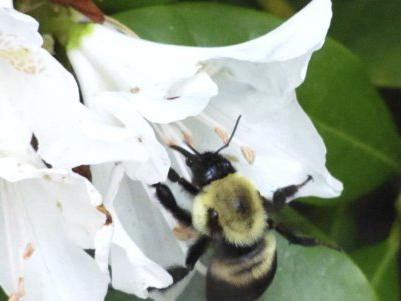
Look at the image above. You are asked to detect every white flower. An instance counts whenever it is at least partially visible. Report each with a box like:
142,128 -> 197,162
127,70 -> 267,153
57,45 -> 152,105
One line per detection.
0,5 -> 174,298
0,102 -> 109,300
65,0 -> 342,299
67,0 -> 342,199
0,6 -> 168,177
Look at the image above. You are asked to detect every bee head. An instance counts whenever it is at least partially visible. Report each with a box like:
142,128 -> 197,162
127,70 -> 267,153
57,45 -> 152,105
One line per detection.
170,115 -> 241,187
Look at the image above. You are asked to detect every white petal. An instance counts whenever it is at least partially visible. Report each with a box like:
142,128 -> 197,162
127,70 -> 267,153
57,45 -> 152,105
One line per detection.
0,157 -> 106,248
0,1 -> 13,8
67,47 -> 114,101
90,92 -> 171,183
0,47 -> 160,169
132,72 -> 218,124
0,7 -> 42,49
67,0 -> 330,128
91,164 -> 180,298
199,0 -> 331,95
205,0 -> 331,62
0,96 -> 32,160
0,171 -> 108,300
68,25 -> 218,123
183,88 -> 342,199
1,9 -> 174,170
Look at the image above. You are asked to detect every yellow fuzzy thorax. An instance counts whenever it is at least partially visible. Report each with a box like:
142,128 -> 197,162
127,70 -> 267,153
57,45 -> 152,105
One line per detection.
192,173 -> 266,246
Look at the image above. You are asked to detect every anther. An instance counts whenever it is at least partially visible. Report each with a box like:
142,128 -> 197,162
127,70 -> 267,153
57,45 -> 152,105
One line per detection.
176,122 -> 194,147
153,125 -> 177,146
214,127 -> 230,144
241,146 -> 255,164
23,243 -> 35,260
9,277 -> 26,300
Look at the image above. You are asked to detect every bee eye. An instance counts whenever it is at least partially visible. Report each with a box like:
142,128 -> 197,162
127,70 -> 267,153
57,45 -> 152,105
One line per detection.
207,208 -> 220,232
208,208 -> 219,219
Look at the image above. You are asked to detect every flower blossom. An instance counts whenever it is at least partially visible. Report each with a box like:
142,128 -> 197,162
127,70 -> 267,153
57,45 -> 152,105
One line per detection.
0,3 -> 174,299
67,0 -> 342,198
0,91 -> 110,300
64,0 -> 343,299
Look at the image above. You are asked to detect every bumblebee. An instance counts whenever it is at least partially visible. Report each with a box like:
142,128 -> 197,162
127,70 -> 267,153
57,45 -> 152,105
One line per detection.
152,116 -> 324,301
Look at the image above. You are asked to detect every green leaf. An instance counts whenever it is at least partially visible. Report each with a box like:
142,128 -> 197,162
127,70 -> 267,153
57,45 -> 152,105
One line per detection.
94,0 -> 259,14
114,3 -> 281,46
94,0 -> 178,14
286,0 -> 401,88
0,290 -> 6,301
298,39 -> 401,205
115,2 -> 401,205
106,289 -> 147,301
351,219 -> 401,301
178,235 -> 379,301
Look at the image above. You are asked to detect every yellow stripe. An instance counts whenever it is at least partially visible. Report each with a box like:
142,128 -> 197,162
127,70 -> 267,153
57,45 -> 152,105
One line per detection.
210,233 -> 276,286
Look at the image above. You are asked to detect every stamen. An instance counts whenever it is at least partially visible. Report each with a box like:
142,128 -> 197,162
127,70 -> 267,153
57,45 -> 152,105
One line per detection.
175,122 -> 194,147
214,127 -> 230,144
198,114 -> 256,164
152,124 -> 177,146
162,125 -> 193,179
241,146 -> 255,164
23,243 -> 34,260
8,277 -> 25,301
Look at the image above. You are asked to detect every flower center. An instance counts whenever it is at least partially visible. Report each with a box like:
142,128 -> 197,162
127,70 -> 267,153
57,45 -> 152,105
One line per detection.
152,114 -> 256,164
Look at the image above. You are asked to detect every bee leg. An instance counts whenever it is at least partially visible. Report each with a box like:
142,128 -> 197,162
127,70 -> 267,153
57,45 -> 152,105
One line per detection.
168,168 -> 200,195
152,183 -> 192,227
185,235 -> 210,270
272,175 -> 313,210
274,223 -> 341,250
157,236 -> 211,290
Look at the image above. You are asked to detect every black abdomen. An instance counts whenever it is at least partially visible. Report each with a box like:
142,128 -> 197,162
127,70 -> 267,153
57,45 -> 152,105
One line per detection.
206,233 -> 277,301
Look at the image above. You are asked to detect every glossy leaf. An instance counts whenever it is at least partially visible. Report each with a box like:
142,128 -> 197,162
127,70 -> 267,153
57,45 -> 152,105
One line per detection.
114,2 -> 401,206
106,289 -> 146,301
287,0 -> 401,87
94,0 -> 259,14
115,3 -> 281,46
351,219 -> 401,301
94,0 -> 177,13
178,235 -> 379,301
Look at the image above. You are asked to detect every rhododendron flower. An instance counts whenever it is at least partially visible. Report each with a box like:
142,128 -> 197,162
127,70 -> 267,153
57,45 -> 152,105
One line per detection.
67,0 -> 342,198
0,96 -> 109,300
64,0 -> 342,299
0,3 -> 173,298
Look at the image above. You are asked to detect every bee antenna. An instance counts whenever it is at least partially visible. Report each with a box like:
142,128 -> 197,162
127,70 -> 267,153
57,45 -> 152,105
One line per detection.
185,142 -> 201,155
215,115 -> 242,154
170,145 -> 197,159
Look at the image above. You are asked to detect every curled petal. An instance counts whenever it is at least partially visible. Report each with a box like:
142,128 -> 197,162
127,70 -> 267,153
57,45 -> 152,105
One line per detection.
90,164 -> 184,297
200,0 -> 332,94
68,24 -> 219,123
91,93 -> 171,183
